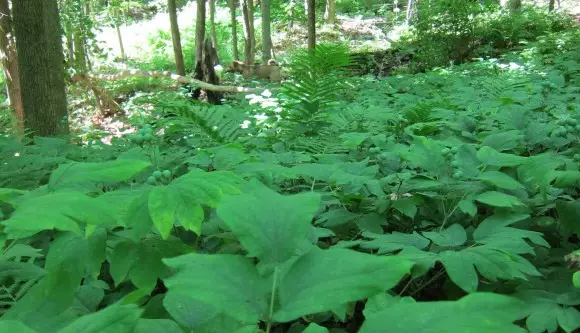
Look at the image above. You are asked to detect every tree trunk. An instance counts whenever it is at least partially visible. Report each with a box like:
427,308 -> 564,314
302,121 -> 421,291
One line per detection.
229,0 -> 239,60
115,24 -> 126,61
287,0 -> 295,29
509,0 -> 522,12
307,0 -> 316,54
548,0 -> 555,11
247,0 -> 256,63
73,32 -> 87,72
209,0 -> 218,54
84,2 -> 92,71
261,0 -> 273,62
240,0 -> 255,64
0,0 -> 23,131
168,0 -> 185,75
364,0 -> 372,10
195,0 -> 207,67
405,0 -> 413,25
324,0 -> 336,23
12,0 -> 69,137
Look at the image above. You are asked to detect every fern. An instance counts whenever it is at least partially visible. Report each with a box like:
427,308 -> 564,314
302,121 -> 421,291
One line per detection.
279,44 -> 352,138
156,98 -> 249,145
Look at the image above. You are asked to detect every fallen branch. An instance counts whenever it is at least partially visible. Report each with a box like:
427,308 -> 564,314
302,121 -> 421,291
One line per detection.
82,69 -> 278,93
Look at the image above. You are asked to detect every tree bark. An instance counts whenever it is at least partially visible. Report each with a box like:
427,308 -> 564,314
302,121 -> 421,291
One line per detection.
287,0 -> 295,29
324,0 -> 336,23
194,0 -> 207,69
12,0 -> 69,137
261,0 -> 273,62
509,0 -> 522,12
115,24 -> 126,61
405,0 -> 413,25
73,32 -> 87,72
247,0 -> 256,63
209,0 -> 218,54
168,0 -> 185,75
307,0 -> 316,54
0,0 -> 23,131
229,0 -> 239,60
240,0 -> 255,64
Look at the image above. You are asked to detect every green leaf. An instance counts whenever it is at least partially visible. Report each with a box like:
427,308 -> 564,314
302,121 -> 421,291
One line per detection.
148,186 -> 178,239
0,320 -> 37,333
402,137 -> 447,177
217,185 -> 320,266
108,239 -> 139,287
473,212 -> 530,241
274,248 -> 413,322
558,307 -> 580,333
57,304 -> 142,333
475,191 -> 524,208
133,319 -> 182,333
458,199 -> 477,216
303,323 -> 329,333
48,159 -> 151,190
163,253 -> 269,323
552,170 -> 580,188
361,232 -> 430,253
476,146 -> 526,167
481,130 -> 524,152
360,293 -> 525,333
1,192 -> 118,238
391,198 -> 417,218
422,224 -> 467,247
339,132 -> 370,148
477,171 -> 525,190
163,293 -> 219,329
439,250 -> 479,293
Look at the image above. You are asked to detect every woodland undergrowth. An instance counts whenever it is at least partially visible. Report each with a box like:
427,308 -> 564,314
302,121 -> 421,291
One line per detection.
0,25 -> 579,333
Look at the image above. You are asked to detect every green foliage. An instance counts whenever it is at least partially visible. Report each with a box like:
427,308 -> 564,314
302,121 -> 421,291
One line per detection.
2,18 -> 580,333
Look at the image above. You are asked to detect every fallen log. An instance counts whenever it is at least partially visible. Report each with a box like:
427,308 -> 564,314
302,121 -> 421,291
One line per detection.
77,69 -> 278,94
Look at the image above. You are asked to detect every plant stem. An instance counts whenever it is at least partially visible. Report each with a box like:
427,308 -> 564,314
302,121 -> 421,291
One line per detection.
266,267 -> 279,333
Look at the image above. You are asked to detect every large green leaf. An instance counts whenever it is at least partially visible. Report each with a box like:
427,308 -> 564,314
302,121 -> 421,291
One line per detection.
133,319 -> 182,333
163,293 -> 220,329
439,250 -> 479,293
217,185 -> 320,267
359,293 -> 526,333
163,253 -> 269,323
361,232 -> 430,253
274,248 -> 413,322
0,320 -> 37,333
57,304 -> 142,333
303,323 -> 329,333
476,146 -> 527,167
1,191 -> 118,238
477,171 -> 525,190
481,130 -> 524,152
475,191 -> 524,208
515,290 -> 580,333
422,224 -> 467,247
48,159 -> 151,190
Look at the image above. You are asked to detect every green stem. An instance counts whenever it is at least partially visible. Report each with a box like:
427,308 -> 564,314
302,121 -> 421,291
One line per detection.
266,267 -> 279,333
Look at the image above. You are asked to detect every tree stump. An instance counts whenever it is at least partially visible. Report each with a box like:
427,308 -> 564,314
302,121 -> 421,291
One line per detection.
192,38 -> 223,104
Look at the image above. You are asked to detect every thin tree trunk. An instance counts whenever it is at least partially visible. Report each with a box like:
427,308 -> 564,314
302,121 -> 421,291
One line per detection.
247,0 -> 256,63
509,0 -> 522,12
209,0 -> 218,54
364,0 -> 372,10
168,0 -> 185,75
229,0 -> 239,60
73,32 -> 87,72
261,0 -> 273,62
194,0 -> 207,68
405,0 -> 413,25
287,0 -> 295,29
13,0 -> 69,137
240,0 -> 254,64
307,0 -> 316,54
65,23 -> 74,66
115,24 -> 126,61
0,0 -> 23,131
324,0 -> 336,23
84,2 -> 92,70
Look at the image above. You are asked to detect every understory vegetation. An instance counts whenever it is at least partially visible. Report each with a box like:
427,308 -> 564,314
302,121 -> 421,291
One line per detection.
0,1 -> 579,332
